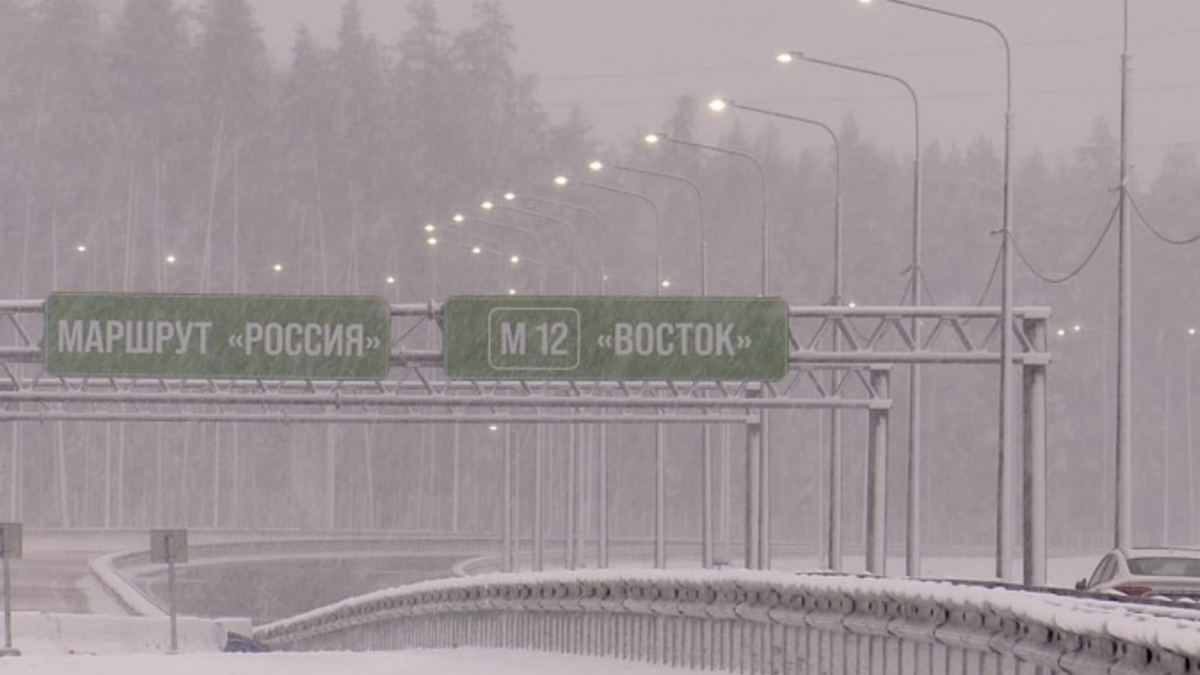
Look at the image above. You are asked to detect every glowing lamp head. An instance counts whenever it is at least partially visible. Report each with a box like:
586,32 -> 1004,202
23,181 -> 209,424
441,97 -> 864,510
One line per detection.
423,223 -> 436,233
643,133 -> 662,145
776,52 -> 797,64
504,192 -> 516,201
471,246 -> 483,255
426,237 -> 438,246
708,98 -> 729,113
509,255 -> 520,265
588,160 -> 604,172
554,175 -> 569,187
453,213 -> 465,223
481,201 -> 494,210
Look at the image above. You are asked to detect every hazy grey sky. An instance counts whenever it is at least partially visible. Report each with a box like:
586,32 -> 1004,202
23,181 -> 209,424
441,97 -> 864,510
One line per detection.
250,1 -> 1200,178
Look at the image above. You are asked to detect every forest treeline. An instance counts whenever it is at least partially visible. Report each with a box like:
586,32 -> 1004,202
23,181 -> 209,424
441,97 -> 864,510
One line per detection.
3,0 -> 1200,550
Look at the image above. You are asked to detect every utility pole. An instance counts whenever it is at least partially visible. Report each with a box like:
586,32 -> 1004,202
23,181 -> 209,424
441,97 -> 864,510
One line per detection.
1115,0 -> 1133,550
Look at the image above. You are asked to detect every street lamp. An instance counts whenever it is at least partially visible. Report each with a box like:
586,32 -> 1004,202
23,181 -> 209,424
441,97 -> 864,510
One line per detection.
851,0 -> 1023,582
588,160 -> 707,296
645,131 -> 772,568
482,199 -> 581,293
553,175 -> 663,296
503,192 -> 608,295
707,99 -> 841,303
644,132 -> 768,297
503,193 -> 611,570
708,97 -> 847,571
556,172 -> 672,570
450,213 -> 548,291
425,230 -> 527,296
778,50 -> 921,578
589,157 -> 717,567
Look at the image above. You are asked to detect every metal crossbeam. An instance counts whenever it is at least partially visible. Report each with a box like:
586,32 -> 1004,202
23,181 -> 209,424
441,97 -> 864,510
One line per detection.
0,300 -> 1049,423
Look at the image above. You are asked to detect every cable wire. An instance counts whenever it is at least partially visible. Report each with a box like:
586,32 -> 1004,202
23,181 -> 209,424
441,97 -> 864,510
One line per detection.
1131,194 -> 1200,245
974,242 -> 1004,307
1013,199 -> 1119,284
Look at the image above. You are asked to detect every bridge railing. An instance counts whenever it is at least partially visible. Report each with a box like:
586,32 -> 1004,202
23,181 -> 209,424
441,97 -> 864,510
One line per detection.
253,569 -> 1200,675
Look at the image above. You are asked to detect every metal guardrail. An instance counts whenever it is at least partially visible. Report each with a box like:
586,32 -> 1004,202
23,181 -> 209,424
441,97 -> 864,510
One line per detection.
253,570 -> 1200,675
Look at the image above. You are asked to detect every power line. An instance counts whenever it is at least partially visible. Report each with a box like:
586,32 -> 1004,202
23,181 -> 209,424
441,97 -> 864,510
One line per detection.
535,26 -> 1200,86
975,242 -> 1004,307
1013,199 -> 1119,284
1131,194 -> 1200,245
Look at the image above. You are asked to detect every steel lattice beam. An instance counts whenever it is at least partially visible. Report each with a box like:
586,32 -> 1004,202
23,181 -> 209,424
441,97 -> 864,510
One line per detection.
0,300 -> 1049,423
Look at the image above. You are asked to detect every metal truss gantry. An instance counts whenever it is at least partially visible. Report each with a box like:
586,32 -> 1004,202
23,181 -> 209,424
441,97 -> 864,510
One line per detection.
0,301 -> 1048,423
0,299 -> 1051,583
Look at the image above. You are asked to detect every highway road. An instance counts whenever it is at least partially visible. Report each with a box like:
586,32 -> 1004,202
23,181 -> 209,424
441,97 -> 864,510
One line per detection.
5,530 -> 489,623
6,530 -> 141,615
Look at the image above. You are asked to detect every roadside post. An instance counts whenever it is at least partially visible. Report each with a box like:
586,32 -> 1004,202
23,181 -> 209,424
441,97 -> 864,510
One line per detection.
150,529 -> 188,653
0,522 -> 21,657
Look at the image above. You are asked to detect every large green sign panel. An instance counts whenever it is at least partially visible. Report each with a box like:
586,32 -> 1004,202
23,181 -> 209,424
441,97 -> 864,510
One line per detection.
45,293 -> 390,380
443,296 -> 789,381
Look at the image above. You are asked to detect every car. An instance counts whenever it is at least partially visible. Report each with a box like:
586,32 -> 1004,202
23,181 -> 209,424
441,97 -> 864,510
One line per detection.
1075,547 -> 1200,601
223,632 -> 271,653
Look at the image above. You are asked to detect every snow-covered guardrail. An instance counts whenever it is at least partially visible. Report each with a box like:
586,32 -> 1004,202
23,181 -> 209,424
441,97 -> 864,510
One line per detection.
253,569 -> 1200,675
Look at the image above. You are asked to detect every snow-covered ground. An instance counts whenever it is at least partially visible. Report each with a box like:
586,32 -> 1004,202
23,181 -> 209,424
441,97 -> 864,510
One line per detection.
0,611 -> 687,674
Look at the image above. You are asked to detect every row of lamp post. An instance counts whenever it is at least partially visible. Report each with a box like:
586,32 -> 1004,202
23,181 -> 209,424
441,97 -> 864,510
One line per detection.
418,0 -> 1025,578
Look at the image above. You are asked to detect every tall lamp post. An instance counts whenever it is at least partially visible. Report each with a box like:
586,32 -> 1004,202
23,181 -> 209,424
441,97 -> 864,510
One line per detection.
503,191 -> 611,569
778,50 -> 920,577
706,99 -> 840,301
483,197 -> 585,571
556,174 -> 671,571
587,158 -> 718,569
503,192 -> 607,295
482,200 -> 580,293
553,175 -> 664,294
450,213 -> 545,292
1116,0 -> 1133,555
708,97 -> 848,571
587,160 -> 707,295
424,229 -> 516,291
644,131 -> 772,569
854,0 -> 1024,583
643,133 -> 767,297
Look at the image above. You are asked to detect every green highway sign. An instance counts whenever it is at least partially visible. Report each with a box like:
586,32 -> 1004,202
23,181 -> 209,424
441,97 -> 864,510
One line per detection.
45,293 -> 391,380
443,296 -> 790,381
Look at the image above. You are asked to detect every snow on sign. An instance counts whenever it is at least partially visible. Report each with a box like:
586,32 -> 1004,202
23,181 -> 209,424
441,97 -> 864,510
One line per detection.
443,296 -> 790,381
44,292 -> 390,380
